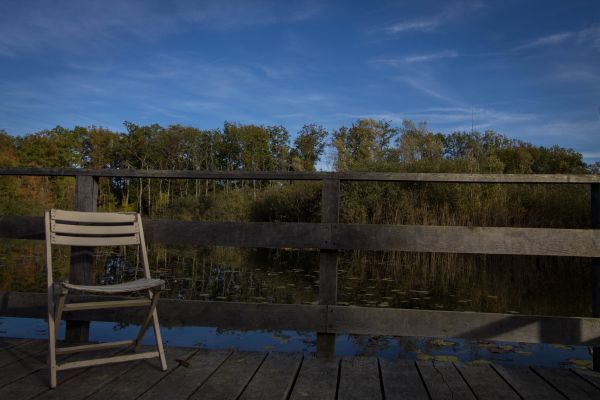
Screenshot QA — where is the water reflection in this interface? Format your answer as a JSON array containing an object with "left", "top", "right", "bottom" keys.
[
  {"left": 0, "top": 240, "right": 592, "bottom": 317},
  {"left": 0, "top": 317, "right": 592, "bottom": 369},
  {"left": 0, "top": 241, "right": 594, "bottom": 370}
]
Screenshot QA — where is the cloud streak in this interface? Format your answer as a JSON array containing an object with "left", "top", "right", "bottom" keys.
[
  {"left": 385, "top": 18, "right": 441, "bottom": 34},
  {"left": 374, "top": 50, "right": 458, "bottom": 66},
  {"left": 516, "top": 32, "right": 574, "bottom": 50},
  {"left": 0, "top": 0, "right": 323, "bottom": 58},
  {"left": 381, "top": 1, "right": 483, "bottom": 34},
  {"left": 516, "top": 25, "right": 600, "bottom": 50}
]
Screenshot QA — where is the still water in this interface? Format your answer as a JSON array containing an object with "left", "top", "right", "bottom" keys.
[
  {"left": 0, "top": 240, "right": 594, "bottom": 369},
  {"left": 0, "top": 317, "right": 592, "bottom": 369}
]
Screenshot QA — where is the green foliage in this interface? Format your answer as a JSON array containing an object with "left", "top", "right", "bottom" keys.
[
  {"left": 0, "top": 119, "right": 593, "bottom": 222},
  {"left": 290, "top": 124, "right": 327, "bottom": 171},
  {"left": 332, "top": 119, "right": 399, "bottom": 170},
  {"left": 252, "top": 182, "right": 321, "bottom": 222},
  {"left": 1, "top": 119, "right": 596, "bottom": 315}
]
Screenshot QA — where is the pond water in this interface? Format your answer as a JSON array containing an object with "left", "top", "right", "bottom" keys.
[
  {"left": 0, "top": 241, "right": 594, "bottom": 369},
  {"left": 0, "top": 317, "right": 592, "bottom": 369},
  {"left": 1, "top": 242, "right": 591, "bottom": 316}
]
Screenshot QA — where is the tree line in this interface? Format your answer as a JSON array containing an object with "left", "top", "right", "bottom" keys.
[{"left": 0, "top": 118, "right": 593, "bottom": 219}]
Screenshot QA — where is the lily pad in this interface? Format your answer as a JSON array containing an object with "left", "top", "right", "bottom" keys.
[
  {"left": 429, "top": 338, "right": 458, "bottom": 348},
  {"left": 434, "top": 355, "right": 460, "bottom": 362},
  {"left": 566, "top": 359, "right": 592, "bottom": 369},
  {"left": 550, "top": 344, "right": 574, "bottom": 350},
  {"left": 514, "top": 350, "right": 533, "bottom": 357},
  {"left": 487, "top": 345, "right": 514, "bottom": 354},
  {"left": 468, "top": 359, "right": 491, "bottom": 365}
]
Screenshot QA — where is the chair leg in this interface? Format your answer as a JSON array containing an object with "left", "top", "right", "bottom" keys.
[
  {"left": 152, "top": 308, "right": 168, "bottom": 371},
  {"left": 54, "top": 288, "right": 67, "bottom": 338},
  {"left": 134, "top": 291, "right": 161, "bottom": 352},
  {"left": 47, "top": 289, "right": 57, "bottom": 388},
  {"left": 133, "top": 290, "right": 167, "bottom": 370}
]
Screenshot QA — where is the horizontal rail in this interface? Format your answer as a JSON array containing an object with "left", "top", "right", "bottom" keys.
[
  {"left": 2, "top": 216, "right": 599, "bottom": 257},
  {"left": 0, "top": 167, "right": 598, "bottom": 183},
  {"left": 332, "top": 224, "right": 600, "bottom": 257},
  {"left": 2, "top": 292, "right": 599, "bottom": 346},
  {"left": 1, "top": 292, "right": 326, "bottom": 332}
]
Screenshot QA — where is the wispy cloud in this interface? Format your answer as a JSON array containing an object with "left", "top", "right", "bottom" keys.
[
  {"left": 385, "top": 18, "right": 441, "bottom": 34},
  {"left": 516, "top": 25, "right": 600, "bottom": 50},
  {"left": 381, "top": 1, "right": 483, "bottom": 34},
  {"left": 553, "top": 63, "right": 600, "bottom": 86},
  {"left": 0, "top": 0, "right": 323, "bottom": 58},
  {"left": 516, "top": 32, "right": 574, "bottom": 50},
  {"left": 370, "top": 52, "right": 459, "bottom": 103},
  {"left": 0, "top": 48, "right": 339, "bottom": 134},
  {"left": 374, "top": 50, "right": 458, "bottom": 66},
  {"left": 577, "top": 25, "right": 600, "bottom": 49},
  {"left": 403, "top": 50, "right": 459, "bottom": 63},
  {"left": 395, "top": 75, "right": 455, "bottom": 103}
]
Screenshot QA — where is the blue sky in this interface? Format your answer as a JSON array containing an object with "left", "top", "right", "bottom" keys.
[{"left": 1, "top": 0, "right": 599, "bottom": 162}]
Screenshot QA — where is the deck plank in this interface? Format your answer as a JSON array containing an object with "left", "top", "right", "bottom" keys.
[
  {"left": 491, "top": 364, "right": 564, "bottom": 400},
  {"left": 0, "top": 341, "right": 49, "bottom": 387},
  {"left": 379, "top": 359, "right": 429, "bottom": 400},
  {"left": 0, "top": 348, "right": 120, "bottom": 398},
  {"left": 417, "top": 360, "right": 475, "bottom": 400},
  {"left": 533, "top": 366, "right": 600, "bottom": 399},
  {"left": 138, "top": 349, "right": 232, "bottom": 400},
  {"left": 290, "top": 355, "right": 340, "bottom": 400},
  {"left": 239, "top": 352, "right": 303, "bottom": 400},
  {"left": 0, "top": 338, "right": 595, "bottom": 400},
  {"left": 0, "top": 339, "right": 45, "bottom": 368},
  {"left": 337, "top": 357, "right": 381, "bottom": 400},
  {"left": 571, "top": 368, "right": 600, "bottom": 390},
  {"left": 35, "top": 355, "right": 141, "bottom": 399},
  {"left": 0, "top": 367, "right": 76, "bottom": 399},
  {"left": 88, "top": 347, "right": 194, "bottom": 400},
  {"left": 0, "top": 337, "right": 32, "bottom": 350},
  {"left": 190, "top": 351, "right": 267, "bottom": 400},
  {"left": 454, "top": 362, "right": 519, "bottom": 399}
]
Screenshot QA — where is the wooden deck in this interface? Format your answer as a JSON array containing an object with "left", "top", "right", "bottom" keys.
[{"left": 1, "top": 338, "right": 600, "bottom": 399}]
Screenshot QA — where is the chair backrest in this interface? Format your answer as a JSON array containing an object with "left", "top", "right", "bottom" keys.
[
  {"left": 45, "top": 209, "right": 151, "bottom": 286},
  {"left": 47, "top": 209, "right": 141, "bottom": 247}
]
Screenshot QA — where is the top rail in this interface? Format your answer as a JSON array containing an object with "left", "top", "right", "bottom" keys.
[{"left": 0, "top": 167, "right": 598, "bottom": 184}]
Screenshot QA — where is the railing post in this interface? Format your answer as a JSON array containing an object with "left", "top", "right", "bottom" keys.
[
  {"left": 317, "top": 178, "right": 339, "bottom": 357},
  {"left": 65, "top": 175, "right": 99, "bottom": 342},
  {"left": 592, "top": 183, "right": 600, "bottom": 371}
]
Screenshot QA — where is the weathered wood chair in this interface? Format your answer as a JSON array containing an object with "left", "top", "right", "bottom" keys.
[{"left": 45, "top": 209, "right": 167, "bottom": 388}]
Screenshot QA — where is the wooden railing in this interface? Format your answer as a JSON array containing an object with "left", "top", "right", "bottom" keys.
[{"left": 1, "top": 168, "right": 600, "bottom": 364}]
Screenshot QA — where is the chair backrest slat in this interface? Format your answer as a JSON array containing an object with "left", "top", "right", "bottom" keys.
[
  {"left": 52, "top": 209, "right": 137, "bottom": 223},
  {"left": 51, "top": 233, "right": 140, "bottom": 246},
  {"left": 52, "top": 222, "right": 139, "bottom": 235},
  {"left": 49, "top": 209, "right": 140, "bottom": 247}
]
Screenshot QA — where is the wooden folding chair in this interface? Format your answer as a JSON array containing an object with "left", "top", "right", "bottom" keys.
[{"left": 45, "top": 209, "right": 167, "bottom": 388}]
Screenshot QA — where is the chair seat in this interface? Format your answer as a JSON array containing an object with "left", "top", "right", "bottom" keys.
[{"left": 61, "top": 278, "right": 165, "bottom": 294}]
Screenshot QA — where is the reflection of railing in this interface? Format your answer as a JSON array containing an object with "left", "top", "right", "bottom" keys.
[{"left": 1, "top": 168, "right": 600, "bottom": 363}]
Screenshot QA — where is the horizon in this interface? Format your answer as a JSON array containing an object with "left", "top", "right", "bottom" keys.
[{"left": 1, "top": 0, "right": 599, "bottom": 162}]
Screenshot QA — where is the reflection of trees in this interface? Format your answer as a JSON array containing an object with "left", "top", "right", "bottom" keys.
[
  {"left": 0, "top": 239, "right": 592, "bottom": 317},
  {"left": 346, "top": 334, "right": 394, "bottom": 357}
]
